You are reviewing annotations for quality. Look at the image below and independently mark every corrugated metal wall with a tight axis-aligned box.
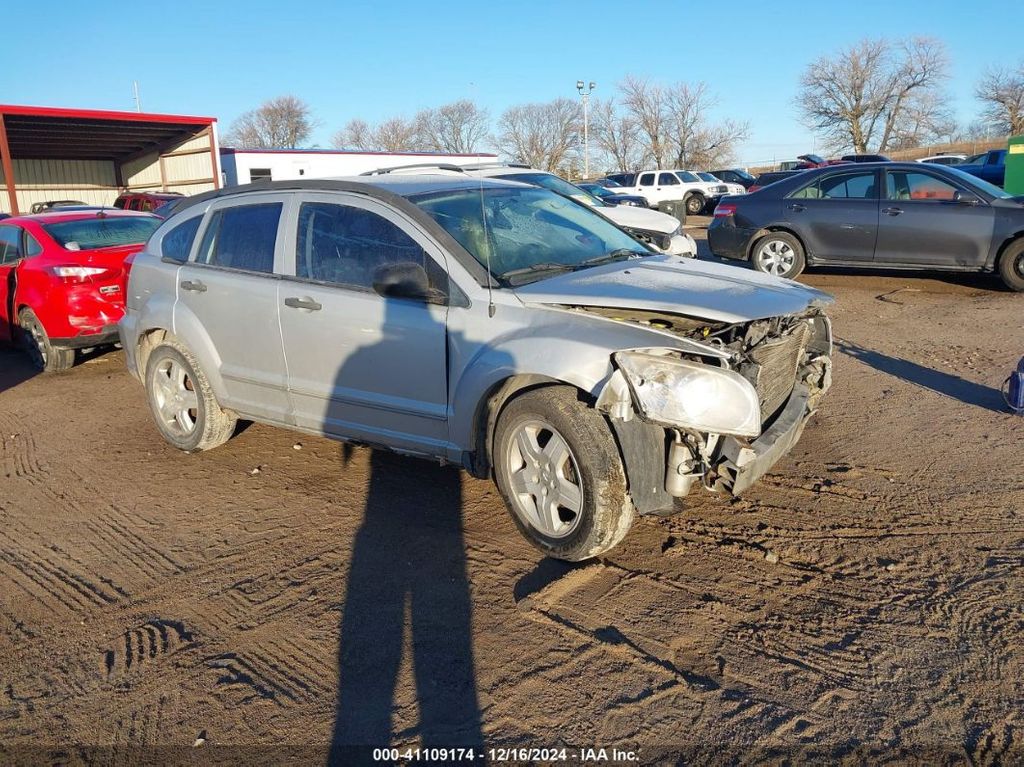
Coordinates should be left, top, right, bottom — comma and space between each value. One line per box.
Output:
0, 127, 219, 213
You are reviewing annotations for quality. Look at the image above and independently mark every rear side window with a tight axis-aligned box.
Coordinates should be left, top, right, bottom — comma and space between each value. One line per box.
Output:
295, 201, 446, 293
0, 225, 22, 263
197, 203, 282, 273
638, 173, 655, 186
886, 171, 958, 201
161, 216, 203, 262
792, 171, 877, 200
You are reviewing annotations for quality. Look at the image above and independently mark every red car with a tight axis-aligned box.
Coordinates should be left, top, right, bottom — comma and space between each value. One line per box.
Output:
0, 210, 161, 371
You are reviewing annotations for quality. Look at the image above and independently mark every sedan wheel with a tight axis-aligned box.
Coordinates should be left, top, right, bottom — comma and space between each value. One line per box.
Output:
17, 308, 75, 372
751, 232, 806, 279
505, 419, 584, 539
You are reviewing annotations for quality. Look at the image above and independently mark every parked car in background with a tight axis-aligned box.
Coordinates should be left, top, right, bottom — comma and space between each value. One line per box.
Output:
917, 154, 967, 166
29, 200, 88, 214
379, 164, 696, 257
614, 169, 723, 214
696, 172, 745, 197
794, 154, 831, 170
710, 168, 756, 189
708, 162, 1024, 290
121, 177, 833, 560
957, 149, 1007, 187
590, 177, 625, 188
603, 172, 636, 187
576, 182, 649, 208
747, 170, 804, 192
114, 191, 185, 214
841, 154, 891, 163
0, 210, 161, 371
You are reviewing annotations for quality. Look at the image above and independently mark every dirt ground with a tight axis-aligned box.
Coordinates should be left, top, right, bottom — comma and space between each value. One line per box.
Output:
0, 222, 1022, 765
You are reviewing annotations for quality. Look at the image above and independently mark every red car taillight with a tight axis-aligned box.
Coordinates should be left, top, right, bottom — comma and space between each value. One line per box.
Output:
47, 265, 120, 284
713, 202, 738, 218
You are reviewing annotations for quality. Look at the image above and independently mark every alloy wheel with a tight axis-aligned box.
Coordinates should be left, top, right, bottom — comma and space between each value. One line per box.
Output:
152, 358, 200, 436
756, 239, 797, 277
505, 419, 584, 539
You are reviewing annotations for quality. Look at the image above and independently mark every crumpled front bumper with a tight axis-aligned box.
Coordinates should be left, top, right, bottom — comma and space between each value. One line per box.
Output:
712, 382, 813, 496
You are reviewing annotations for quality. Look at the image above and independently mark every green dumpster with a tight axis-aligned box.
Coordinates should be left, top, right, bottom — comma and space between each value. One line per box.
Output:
1007, 134, 1024, 195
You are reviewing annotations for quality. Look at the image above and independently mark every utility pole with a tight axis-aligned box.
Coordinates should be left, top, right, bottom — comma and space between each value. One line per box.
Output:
576, 80, 596, 179
133, 81, 142, 113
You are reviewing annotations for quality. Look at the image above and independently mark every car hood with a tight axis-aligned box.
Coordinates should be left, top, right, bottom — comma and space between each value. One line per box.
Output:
513, 255, 833, 323
600, 204, 680, 234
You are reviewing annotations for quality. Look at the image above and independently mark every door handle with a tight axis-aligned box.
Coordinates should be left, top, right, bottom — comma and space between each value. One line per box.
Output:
180, 279, 207, 292
882, 207, 903, 216
788, 203, 806, 212
284, 296, 322, 311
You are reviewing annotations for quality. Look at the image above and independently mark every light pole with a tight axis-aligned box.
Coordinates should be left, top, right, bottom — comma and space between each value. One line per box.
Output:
576, 80, 595, 179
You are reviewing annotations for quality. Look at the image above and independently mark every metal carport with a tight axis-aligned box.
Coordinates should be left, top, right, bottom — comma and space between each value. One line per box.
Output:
0, 104, 220, 215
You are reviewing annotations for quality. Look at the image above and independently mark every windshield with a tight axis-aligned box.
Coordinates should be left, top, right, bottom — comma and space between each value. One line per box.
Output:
697, 173, 718, 182
412, 186, 650, 286
493, 172, 605, 207
42, 216, 160, 250
580, 184, 614, 199
944, 167, 1014, 199
675, 170, 700, 183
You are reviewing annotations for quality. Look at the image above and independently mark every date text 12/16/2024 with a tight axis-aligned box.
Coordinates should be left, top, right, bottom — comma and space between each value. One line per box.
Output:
372, 747, 640, 762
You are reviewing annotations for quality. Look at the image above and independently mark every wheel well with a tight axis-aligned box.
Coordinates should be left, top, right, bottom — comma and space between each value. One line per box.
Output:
469, 375, 588, 478
746, 226, 805, 261
995, 232, 1024, 269
136, 328, 173, 376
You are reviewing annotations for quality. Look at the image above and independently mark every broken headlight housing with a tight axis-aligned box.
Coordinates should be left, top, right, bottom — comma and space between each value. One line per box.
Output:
616, 351, 762, 437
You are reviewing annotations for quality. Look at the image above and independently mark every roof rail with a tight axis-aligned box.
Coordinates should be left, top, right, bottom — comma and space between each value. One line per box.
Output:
360, 163, 468, 176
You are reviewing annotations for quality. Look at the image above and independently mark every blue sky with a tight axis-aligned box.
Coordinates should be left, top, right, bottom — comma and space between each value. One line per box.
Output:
0, 0, 1016, 165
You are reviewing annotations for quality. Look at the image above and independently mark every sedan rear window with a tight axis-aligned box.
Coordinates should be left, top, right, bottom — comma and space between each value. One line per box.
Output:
42, 216, 161, 250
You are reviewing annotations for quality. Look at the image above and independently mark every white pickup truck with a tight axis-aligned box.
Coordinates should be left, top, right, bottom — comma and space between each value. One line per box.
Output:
613, 169, 728, 215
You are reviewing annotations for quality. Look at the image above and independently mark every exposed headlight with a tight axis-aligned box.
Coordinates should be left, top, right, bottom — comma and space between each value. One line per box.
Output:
621, 200, 639, 206
615, 351, 762, 437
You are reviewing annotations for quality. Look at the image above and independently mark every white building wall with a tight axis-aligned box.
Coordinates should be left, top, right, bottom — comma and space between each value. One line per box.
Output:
221, 150, 498, 186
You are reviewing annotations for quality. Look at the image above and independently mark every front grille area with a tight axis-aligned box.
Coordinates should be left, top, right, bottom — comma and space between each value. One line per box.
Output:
743, 322, 810, 423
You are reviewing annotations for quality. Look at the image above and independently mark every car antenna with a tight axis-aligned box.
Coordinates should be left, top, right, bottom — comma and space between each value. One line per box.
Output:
478, 169, 496, 317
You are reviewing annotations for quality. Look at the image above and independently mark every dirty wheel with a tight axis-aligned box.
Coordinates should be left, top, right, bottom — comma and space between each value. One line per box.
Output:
17, 307, 74, 372
998, 239, 1024, 292
145, 342, 236, 452
493, 386, 634, 561
751, 232, 806, 279
684, 193, 706, 216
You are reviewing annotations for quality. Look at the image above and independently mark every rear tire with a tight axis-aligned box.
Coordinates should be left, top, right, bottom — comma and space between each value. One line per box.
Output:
17, 308, 74, 373
493, 386, 634, 561
997, 239, 1024, 292
750, 231, 806, 279
144, 341, 236, 452
684, 193, 706, 216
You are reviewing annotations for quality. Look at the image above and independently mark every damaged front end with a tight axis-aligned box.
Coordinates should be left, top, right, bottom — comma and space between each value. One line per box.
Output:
593, 307, 833, 513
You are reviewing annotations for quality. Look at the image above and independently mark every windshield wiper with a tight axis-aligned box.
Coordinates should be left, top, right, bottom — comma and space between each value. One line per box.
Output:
574, 248, 649, 269
501, 262, 577, 284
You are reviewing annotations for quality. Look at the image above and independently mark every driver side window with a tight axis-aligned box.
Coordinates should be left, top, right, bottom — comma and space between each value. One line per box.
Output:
295, 202, 447, 295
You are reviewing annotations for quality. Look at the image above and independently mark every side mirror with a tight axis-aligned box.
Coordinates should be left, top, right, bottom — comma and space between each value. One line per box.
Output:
953, 190, 983, 206
372, 262, 445, 304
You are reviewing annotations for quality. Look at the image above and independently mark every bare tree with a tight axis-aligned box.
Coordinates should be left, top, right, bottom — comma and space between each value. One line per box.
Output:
331, 115, 421, 152
619, 76, 671, 167
976, 63, 1024, 135
332, 118, 373, 150
225, 95, 316, 149
495, 98, 581, 171
591, 99, 644, 172
796, 37, 949, 153
664, 82, 750, 168
416, 100, 490, 153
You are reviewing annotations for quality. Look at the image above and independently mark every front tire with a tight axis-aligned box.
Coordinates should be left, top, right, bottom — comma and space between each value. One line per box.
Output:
684, 193, 706, 216
751, 231, 806, 279
997, 239, 1024, 291
144, 342, 236, 452
17, 308, 74, 372
493, 386, 634, 561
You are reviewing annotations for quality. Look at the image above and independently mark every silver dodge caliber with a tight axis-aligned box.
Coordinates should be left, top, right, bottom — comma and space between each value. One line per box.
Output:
120, 177, 833, 561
